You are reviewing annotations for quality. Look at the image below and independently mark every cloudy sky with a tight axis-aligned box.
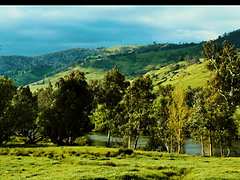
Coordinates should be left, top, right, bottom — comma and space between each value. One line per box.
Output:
0, 5, 240, 56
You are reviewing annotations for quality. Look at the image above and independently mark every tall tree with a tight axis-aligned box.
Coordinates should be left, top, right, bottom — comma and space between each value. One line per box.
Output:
91, 66, 129, 147
0, 76, 17, 144
202, 40, 239, 156
204, 80, 237, 157
12, 86, 39, 144
39, 70, 93, 145
37, 82, 55, 141
167, 81, 190, 154
189, 88, 208, 156
148, 84, 174, 152
203, 40, 240, 106
122, 75, 154, 149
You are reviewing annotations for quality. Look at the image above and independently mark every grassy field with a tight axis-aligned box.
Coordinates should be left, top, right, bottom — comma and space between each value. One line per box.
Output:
146, 59, 212, 92
29, 66, 107, 92
0, 146, 240, 179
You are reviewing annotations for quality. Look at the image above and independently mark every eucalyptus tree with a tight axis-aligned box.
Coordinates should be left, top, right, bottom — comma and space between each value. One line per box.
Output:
200, 40, 240, 156
203, 40, 240, 106
0, 76, 17, 144
90, 66, 129, 147
39, 70, 93, 145
12, 86, 39, 144
189, 88, 208, 156
122, 75, 154, 149
148, 84, 174, 152
167, 80, 190, 154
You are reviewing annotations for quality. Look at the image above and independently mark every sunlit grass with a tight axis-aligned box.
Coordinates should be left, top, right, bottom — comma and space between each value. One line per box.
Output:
0, 146, 240, 179
146, 59, 212, 92
29, 66, 107, 92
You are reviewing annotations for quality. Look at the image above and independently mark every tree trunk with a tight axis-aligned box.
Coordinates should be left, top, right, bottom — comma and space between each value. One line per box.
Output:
220, 143, 224, 157
178, 128, 181, 154
201, 135, 205, 157
134, 132, 139, 150
134, 121, 141, 150
106, 129, 111, 147
209, 128, 213, 157
128, 135, 131, 149
165, 143, 170, 153
178, 140, 181, 154
170, 136, 173, 153
227, 147, 231, 157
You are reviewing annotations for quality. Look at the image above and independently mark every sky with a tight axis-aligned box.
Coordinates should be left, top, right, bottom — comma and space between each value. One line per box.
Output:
0, 5, 240, 56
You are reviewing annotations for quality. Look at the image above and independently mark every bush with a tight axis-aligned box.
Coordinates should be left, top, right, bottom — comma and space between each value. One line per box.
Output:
75, 136, 93, 146
118, 148, 134, 155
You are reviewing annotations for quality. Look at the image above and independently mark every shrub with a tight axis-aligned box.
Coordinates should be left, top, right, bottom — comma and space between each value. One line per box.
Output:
118, 148, 134, 155
76, 136, 93, 146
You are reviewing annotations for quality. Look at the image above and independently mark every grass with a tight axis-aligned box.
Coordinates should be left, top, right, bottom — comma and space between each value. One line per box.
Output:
29, 66, 107, 92
0, 146, 240, 179
146, 59, 212, 92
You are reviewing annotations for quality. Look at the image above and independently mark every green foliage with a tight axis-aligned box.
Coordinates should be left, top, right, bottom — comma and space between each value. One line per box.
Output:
11, 86, 40, 144
75, 136, 94, 146
147, 84, 174, 151
203, 40, 240, 105
186, 40, 240, 157
38, 70, 94, 145
0, 76, 17, 144
167, 77, 190, 154
215, 29, 240, 48
122, 75, 154, 149
90, 66, 129, 147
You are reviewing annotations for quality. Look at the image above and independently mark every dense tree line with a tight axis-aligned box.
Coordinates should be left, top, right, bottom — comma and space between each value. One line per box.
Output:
0, 40, 240, 157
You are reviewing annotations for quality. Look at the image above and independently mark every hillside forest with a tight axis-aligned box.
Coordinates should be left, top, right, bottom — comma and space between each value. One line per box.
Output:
1, 39, 240, 158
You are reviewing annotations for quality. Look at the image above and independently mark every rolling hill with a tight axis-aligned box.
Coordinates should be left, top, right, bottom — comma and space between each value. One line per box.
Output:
28, 43, 203, 92
0, 47, 109, 86
2, 29, 240, 91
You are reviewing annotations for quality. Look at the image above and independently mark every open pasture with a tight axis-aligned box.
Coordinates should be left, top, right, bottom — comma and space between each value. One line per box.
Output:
0, 146, 240, 179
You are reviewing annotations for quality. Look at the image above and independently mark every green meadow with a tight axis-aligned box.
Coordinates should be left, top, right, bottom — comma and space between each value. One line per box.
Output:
29, 66, 107, 92
0, 146, 240, 179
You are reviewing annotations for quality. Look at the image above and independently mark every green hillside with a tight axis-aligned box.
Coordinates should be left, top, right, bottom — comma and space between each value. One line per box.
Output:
82, 43, 202, 78
29, 43, 203, 92
1, 48, 109, 86
29, 57, 212, 93
29, 66, 107, 92
215, 29, 240, 48
147, 59, 212, 91
2, 29, 240, 89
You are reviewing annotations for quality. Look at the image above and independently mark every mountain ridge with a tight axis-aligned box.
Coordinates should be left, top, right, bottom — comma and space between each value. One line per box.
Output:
1, 29, 240, 89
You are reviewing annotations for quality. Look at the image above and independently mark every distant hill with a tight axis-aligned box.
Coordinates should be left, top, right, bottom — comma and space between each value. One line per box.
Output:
82, 43, 202, 79
1, 29, 240, 89
214, 29, 240, 47
28, 43, 203, 91
29, 58, 212, 93
1, 48, 108, 85
2, 43, 203, 86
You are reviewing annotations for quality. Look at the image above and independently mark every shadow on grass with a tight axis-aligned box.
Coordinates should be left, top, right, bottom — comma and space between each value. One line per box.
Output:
0, 144, 55, 148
